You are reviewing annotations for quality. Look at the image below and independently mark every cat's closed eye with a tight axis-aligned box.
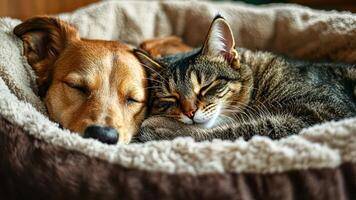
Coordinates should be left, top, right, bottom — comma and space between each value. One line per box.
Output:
160, 96, 177, 102
200, 79, 228, 97
155, 100, 174, 112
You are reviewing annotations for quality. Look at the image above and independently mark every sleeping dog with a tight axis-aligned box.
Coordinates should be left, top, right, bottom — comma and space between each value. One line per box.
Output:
14, 17, 148, 144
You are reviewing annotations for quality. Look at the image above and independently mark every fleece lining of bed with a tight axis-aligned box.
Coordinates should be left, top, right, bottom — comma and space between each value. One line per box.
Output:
0, 1, 355, 175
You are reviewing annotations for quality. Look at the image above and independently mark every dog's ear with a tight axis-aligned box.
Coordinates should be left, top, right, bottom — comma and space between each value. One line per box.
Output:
13, 16, 79, 96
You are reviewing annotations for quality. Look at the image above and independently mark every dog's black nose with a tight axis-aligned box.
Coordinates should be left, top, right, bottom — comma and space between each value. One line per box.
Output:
83, 125, 118, 144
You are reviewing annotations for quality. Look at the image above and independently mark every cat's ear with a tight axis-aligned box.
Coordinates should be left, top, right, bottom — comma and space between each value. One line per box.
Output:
134, 49, 162, 73
202, 15, 240, 68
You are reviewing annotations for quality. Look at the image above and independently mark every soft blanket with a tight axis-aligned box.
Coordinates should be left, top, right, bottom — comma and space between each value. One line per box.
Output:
0, 1, 355, 199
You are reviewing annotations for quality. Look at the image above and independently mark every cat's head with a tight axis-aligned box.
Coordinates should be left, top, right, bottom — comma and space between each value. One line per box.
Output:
135, 16, 253, 128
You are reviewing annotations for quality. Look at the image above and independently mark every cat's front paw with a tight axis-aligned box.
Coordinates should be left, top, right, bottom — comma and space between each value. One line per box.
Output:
136, 116, 187, 142
134, 126, 159, 142
137, 125, 182, 142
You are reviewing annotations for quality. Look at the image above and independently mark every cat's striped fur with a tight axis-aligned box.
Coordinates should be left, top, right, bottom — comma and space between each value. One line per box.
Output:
134, 16, 356, 142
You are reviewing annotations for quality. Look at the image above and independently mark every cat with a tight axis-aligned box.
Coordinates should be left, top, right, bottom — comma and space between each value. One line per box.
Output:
133, 15, 356, 142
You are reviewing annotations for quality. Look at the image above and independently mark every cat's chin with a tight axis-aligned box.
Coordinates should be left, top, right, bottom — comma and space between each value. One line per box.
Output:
180, 120, 218, 129
195, 115, 225, 129
179, 117, 215, 128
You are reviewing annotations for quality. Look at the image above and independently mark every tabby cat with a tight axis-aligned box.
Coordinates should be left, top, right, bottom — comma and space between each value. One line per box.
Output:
134, 16, 356, 142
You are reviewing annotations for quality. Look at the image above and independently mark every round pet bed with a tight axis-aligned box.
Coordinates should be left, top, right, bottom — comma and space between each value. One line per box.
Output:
0, 1, 355, 199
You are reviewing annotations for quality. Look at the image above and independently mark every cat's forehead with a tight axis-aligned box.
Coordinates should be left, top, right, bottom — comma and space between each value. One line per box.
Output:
167, 56, 236, 79
157, 51, 240, 92
163, 59, 216, 83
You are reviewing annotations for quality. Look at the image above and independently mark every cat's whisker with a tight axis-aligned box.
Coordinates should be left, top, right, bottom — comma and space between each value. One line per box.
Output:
144, 86, 163, 90
222, 102, 260, 122
139, 62, 169, 83
221, 112, 246, 124
144, 77, 166, 85
223, 102, 256, 113
224, 100, 268, 117
219, 114, 236, 124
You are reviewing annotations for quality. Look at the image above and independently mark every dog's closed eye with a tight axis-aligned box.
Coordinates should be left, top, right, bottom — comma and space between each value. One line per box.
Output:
63, 81, 89, 94
126, 97, 140, 105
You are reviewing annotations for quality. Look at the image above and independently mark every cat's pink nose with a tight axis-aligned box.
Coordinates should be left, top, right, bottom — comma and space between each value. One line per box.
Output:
184, 109, 196, 119
181, 99, 197, 119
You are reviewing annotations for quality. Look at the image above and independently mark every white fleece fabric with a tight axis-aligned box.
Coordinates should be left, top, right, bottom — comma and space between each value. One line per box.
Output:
0, 0, 355, 175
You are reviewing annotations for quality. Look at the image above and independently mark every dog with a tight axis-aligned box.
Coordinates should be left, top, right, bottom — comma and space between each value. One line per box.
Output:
14, 17, 148, 144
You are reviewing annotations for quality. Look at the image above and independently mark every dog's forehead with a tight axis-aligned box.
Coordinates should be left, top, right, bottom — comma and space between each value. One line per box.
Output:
58, 41, 143, 75
56, 40, 147, 94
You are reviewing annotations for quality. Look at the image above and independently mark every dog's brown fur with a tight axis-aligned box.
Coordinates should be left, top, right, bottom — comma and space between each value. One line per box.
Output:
140, 36, 192, 58
14, 17, 148, 144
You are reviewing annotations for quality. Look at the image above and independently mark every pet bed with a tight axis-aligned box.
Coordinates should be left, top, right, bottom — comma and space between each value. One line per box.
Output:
0, 1, 355, 199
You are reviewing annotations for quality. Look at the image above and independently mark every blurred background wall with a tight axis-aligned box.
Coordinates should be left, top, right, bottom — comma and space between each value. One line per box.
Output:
236, 0, 355, 12
0, 0, 97, 19
0, 0, 355, 20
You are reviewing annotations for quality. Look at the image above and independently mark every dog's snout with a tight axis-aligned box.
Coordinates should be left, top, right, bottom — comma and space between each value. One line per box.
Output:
84, 125, 118, 144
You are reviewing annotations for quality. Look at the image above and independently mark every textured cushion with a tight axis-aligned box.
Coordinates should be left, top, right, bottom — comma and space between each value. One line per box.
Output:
0, 1, 355, 199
